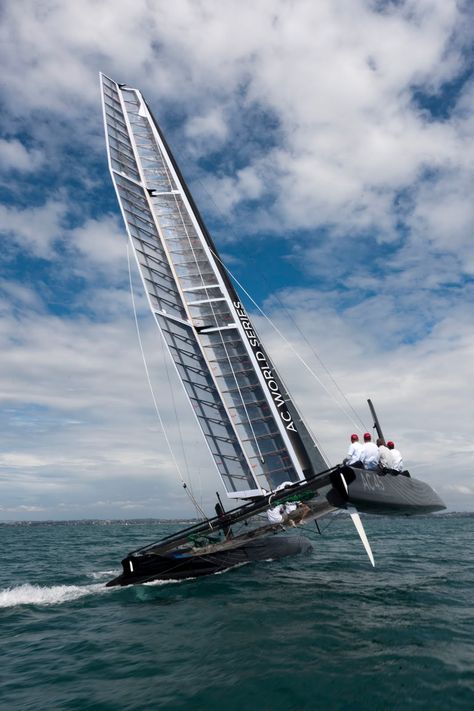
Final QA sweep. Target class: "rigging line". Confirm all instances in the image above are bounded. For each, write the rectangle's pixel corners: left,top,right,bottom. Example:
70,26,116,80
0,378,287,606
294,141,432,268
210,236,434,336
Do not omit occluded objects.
158,147,266,466
221,239,366,432
187,171,367,432
124,104,205,517
208,248,366,433
126,242,207,520
195,463,204,513
259,351,332,466
319,512,339,534
265,288,367,432
156,309,194,498
178,170,331,468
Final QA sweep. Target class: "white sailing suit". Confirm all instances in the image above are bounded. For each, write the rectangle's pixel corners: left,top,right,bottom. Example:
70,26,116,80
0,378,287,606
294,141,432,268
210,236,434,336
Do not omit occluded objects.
345,441,363,465
378,445,394,469
267,505,285,524
391,448,403,471
359,442,380,470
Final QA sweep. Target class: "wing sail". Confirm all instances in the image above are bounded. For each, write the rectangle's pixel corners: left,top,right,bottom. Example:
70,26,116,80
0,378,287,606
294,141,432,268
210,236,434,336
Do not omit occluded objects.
100,73,327,498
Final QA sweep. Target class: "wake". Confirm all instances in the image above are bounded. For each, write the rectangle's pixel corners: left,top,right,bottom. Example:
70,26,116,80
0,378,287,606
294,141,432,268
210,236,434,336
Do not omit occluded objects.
0,582,110,608
0,570,189,606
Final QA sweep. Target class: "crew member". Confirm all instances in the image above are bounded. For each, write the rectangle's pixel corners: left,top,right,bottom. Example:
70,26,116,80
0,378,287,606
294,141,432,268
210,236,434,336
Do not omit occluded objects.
267,498,310,526
387,441,403,471
266,503,299,527
286,500,312,524
267,504,286,524
343,434,363,466
377,438,394,469
359,432,380,470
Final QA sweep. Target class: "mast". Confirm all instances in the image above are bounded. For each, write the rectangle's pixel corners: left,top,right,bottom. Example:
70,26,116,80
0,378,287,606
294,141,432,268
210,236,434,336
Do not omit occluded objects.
367,398,385,444
100,73,328,498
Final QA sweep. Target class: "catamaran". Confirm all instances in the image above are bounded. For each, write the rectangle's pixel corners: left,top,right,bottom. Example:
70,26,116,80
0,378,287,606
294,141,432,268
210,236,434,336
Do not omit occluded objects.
99,74,445,586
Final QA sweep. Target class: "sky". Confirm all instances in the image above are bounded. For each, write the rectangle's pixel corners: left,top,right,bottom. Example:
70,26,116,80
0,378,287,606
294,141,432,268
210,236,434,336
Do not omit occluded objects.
0,0,473,520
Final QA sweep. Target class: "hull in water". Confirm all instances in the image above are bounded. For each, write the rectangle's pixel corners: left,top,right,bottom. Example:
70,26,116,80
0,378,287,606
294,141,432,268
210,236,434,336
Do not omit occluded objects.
106,467,444,587
106,534,313,587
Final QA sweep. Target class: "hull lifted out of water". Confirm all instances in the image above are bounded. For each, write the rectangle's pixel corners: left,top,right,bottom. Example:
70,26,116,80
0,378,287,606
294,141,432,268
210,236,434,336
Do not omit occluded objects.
99,73,445,587
337,466,445,516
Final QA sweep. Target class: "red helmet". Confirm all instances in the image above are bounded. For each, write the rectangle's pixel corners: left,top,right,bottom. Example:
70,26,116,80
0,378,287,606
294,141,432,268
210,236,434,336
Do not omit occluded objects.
363,432,372,441
351,434,359,442
387,441,394,449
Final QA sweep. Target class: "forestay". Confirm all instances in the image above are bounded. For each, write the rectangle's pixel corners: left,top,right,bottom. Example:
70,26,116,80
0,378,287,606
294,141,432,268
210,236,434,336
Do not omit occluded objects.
100,74,327,498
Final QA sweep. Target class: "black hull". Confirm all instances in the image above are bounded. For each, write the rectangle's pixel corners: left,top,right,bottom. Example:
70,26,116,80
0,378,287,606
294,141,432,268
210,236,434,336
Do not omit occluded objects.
105,465,445,588
338,466,445,515
106,534,313,587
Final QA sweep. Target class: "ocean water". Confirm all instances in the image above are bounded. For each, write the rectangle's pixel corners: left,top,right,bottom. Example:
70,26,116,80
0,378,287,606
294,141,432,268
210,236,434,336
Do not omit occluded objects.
0,514,473,710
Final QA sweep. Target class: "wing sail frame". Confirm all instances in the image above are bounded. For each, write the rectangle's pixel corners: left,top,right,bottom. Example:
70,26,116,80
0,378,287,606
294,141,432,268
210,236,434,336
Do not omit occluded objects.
100,73,326,498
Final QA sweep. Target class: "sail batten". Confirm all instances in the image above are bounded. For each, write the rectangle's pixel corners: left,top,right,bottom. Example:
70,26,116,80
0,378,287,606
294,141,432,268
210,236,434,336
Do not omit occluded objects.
101,73,328,497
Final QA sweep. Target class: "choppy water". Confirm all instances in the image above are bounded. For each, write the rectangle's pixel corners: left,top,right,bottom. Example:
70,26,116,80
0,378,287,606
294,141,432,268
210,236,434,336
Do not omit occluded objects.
0,514,473,710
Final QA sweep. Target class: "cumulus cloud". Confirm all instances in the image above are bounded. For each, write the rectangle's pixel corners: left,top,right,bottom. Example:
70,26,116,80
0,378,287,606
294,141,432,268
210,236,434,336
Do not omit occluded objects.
0,281,213,519
0,199,68,259
68,214,128,272
0,453,48,468
252,292,474,511
0,280,43,312
0,0,472,518
2,1,471,247
406,168,474,274
0,138,44,173
185,107,229,155
202,166,265,212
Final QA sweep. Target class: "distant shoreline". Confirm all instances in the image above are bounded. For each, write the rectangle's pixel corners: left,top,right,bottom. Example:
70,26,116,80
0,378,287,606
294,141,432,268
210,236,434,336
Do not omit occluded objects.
1,511,472,525
0,518,199,525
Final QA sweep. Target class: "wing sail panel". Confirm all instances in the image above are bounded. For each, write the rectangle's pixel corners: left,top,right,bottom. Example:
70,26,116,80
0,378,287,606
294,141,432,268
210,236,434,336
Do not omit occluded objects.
101,73,326,498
